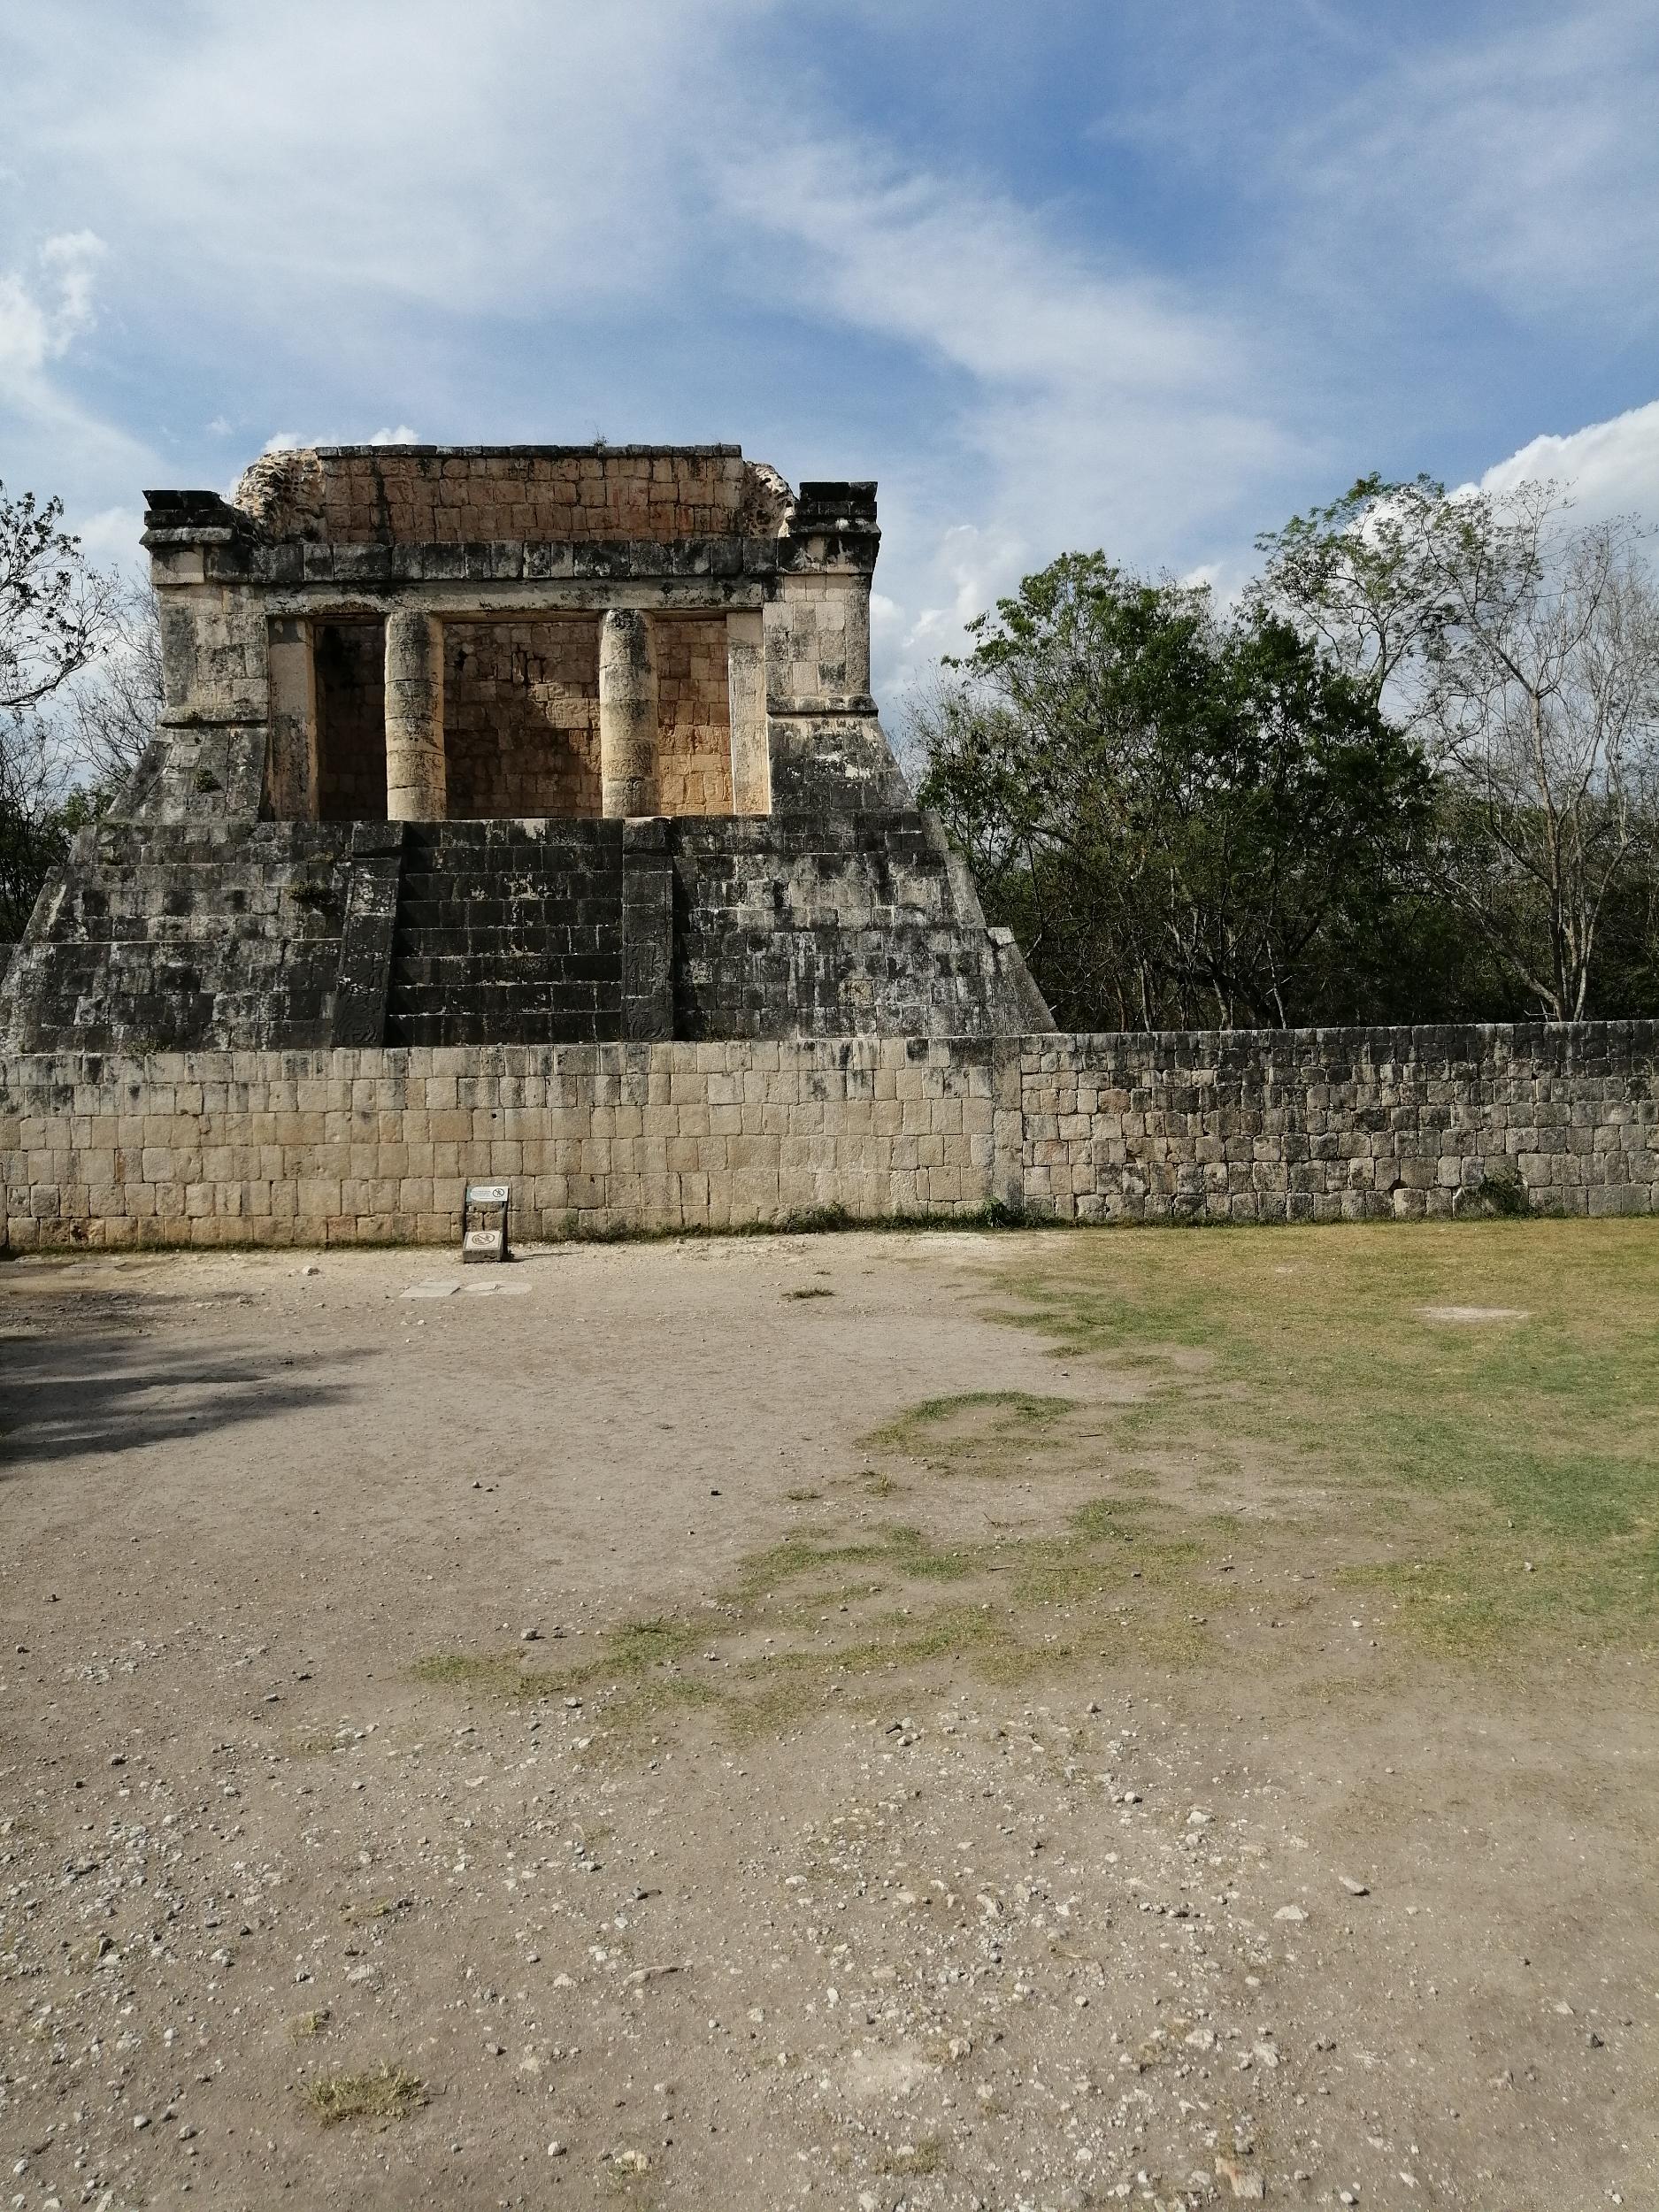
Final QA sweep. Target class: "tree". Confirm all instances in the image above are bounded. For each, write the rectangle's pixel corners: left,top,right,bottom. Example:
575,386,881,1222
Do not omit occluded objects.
1253,472,1450,713
1,479,124,941
0,761,100,941
914,553,1431,1030
1260,478,1659,1018
64,575,163,788
1,481,115,718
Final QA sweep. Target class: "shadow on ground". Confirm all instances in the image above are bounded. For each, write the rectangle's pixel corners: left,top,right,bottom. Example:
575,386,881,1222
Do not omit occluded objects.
0,1330,365,1469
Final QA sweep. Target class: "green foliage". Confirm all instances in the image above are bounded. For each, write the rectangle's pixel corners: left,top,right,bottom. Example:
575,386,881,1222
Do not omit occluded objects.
918,553,1432,1027
1256,477,1659,1019
916,481,1659,1027
0,782,105,941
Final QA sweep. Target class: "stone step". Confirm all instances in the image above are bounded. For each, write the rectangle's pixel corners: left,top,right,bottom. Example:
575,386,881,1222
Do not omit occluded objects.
392,923,616,952
396,880,621,910
396,886,618,915
398,835,618,865
392,953,620,987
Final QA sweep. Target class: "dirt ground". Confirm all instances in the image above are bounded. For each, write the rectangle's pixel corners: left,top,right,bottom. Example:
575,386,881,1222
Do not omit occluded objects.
0,1226,1654,2212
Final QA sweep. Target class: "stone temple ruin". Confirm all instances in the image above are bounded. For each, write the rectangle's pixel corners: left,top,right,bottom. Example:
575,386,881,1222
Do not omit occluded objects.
12,445,1632,1252
0,444,1049,1052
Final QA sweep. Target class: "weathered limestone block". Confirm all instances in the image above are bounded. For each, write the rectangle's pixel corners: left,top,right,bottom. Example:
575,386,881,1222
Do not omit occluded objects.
384,612,446,821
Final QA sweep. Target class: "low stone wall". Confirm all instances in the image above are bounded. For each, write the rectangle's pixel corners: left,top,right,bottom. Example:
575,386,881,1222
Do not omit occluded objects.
1019,1024,1659,1224
4,1024,1655,1250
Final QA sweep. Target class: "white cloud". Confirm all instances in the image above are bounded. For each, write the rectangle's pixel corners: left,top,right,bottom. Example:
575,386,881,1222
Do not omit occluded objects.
0,230,106,399
6,3,750,322
1281,0,1659,331
717,138,1303,686
0,226,150,512
1477,401,1659,533
5,0,1652,710
255,424,420,468
72,502,147,576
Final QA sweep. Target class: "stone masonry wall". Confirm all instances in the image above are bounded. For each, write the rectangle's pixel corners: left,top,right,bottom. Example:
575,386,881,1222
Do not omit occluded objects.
1020,1025,1659,1223
654,618,733,816
439,617,732,821
231,447,780,549
4,1025,1655,1250
443,620,601,819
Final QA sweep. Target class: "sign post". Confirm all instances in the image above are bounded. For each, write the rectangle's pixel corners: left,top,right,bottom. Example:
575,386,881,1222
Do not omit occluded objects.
462,1182,511,1263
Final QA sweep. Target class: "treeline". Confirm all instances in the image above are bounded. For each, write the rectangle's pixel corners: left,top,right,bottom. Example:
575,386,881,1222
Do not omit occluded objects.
910,477,1659,1030
1,480,158,940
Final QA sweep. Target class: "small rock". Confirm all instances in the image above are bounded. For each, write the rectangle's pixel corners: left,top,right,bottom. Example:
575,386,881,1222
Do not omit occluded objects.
546,2139,566,2157
1340,1877,1369,1896
521,1627,541,1643
1274,1904,1307,1923
299,1264,320,1278
1215,2153,1266,2200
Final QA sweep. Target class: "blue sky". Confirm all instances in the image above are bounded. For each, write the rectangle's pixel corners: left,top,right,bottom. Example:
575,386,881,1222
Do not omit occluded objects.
3,0,1656,693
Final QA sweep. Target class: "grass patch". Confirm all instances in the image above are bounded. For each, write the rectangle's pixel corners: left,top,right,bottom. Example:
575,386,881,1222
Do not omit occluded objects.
304,2065,426,2126
868,1388,1079,1464
417,1222,1659,1743
414,1473,1212,1738
875,2137,944,2177
983,1219,1659,1655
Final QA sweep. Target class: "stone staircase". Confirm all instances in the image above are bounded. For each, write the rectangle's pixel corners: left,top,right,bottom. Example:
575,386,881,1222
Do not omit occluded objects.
385,821,626,1047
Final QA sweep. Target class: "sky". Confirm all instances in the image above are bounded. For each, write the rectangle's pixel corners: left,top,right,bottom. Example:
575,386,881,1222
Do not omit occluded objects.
3,0,1656,697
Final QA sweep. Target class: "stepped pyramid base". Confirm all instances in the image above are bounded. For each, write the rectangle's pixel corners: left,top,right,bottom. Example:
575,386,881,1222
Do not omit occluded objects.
1,813,1050,1054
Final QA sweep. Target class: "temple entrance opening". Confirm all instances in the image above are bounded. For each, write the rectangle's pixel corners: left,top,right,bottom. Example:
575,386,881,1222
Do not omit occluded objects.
313,617,387,822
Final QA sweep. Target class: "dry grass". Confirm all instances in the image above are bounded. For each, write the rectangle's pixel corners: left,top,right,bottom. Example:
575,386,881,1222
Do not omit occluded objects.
304,2064,426,2126
986,1218,1659,1656
415,1222,1659,1748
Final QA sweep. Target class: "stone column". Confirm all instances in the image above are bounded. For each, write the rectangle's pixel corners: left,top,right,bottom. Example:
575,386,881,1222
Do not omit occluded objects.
725,610,769,816
841,575,872,695
265,616,319,819
384,611,446,822
598,609,658,818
